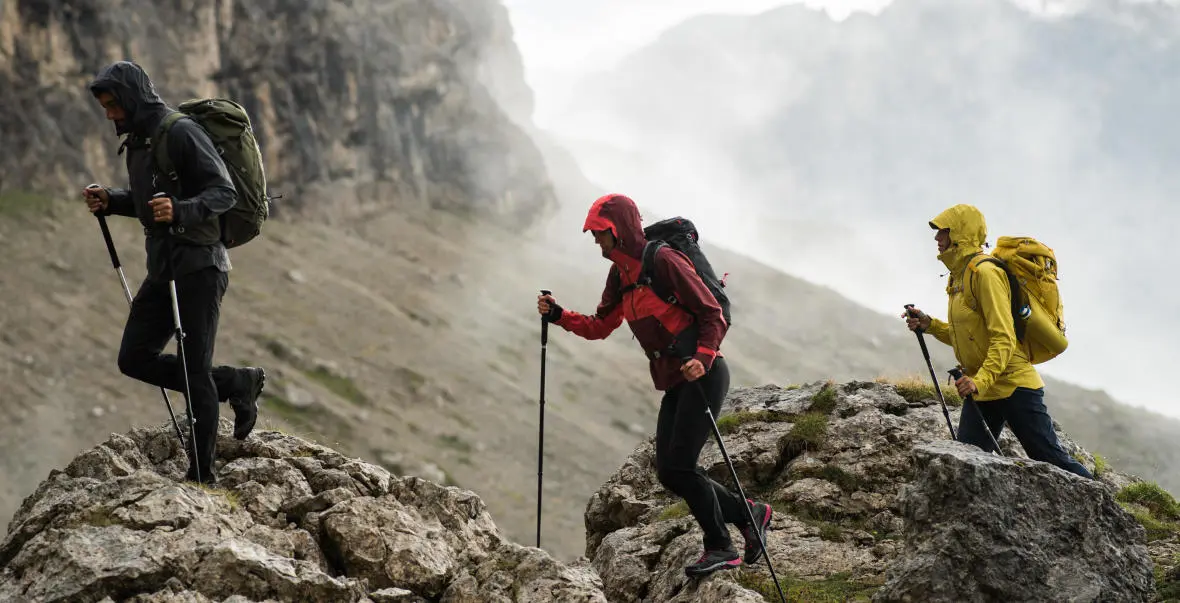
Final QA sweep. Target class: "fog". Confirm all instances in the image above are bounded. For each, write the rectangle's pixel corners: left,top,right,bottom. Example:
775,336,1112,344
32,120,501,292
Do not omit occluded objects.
503,0,1180,419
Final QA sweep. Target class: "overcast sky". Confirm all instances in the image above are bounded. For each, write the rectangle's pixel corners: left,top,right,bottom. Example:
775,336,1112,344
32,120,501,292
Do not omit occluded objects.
500,0,1180,418
503,0,893,126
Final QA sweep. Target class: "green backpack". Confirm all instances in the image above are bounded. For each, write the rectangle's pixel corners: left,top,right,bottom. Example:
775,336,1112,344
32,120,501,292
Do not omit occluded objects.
153,98,270,248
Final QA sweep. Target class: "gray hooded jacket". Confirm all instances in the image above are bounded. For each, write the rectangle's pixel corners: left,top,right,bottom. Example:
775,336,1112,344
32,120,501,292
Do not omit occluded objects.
89,61,236,281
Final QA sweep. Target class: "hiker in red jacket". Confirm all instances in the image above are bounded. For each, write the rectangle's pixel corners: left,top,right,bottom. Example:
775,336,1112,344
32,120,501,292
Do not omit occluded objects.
537,193,772,577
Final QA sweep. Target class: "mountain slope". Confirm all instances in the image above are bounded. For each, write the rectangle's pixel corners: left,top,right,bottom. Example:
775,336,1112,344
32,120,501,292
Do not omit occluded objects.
2,0,1180,566
545,0,1180,411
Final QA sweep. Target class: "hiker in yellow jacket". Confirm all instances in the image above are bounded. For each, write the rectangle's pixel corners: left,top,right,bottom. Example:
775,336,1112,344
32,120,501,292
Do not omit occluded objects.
905,204,1093,479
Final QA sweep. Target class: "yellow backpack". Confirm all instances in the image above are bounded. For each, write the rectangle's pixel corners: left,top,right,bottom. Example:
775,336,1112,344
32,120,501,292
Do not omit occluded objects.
966,236,1068,365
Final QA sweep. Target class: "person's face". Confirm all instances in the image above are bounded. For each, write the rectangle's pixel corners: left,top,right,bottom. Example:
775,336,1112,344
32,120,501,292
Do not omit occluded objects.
592,229,616,258
935,228,952,253
96,92,125,126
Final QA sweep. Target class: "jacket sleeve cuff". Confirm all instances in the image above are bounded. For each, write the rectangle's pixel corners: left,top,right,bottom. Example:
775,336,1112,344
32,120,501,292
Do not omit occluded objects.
973,371,995,398
693,347,717,371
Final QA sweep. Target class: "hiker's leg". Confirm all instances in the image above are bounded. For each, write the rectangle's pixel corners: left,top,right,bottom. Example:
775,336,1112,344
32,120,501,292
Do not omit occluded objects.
174,267,229,478
956,398,1006,454
118,279,181,389
119,277,242,402
655,366,733,551
653,387,678,491
694,358,751,525
1002,388,1094,479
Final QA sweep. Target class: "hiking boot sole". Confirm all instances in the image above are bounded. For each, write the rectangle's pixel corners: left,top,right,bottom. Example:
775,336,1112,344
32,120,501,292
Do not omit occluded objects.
684,557,741,577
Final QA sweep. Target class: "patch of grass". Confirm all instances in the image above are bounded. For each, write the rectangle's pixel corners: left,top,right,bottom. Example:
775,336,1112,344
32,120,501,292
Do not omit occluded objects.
1117,482,1180,542
1117,482,1180,520
262,393,310,426
878,375,962,407
716,409,793,435
0,190,50,215
1093,453,1110,478
393,366,428,394
196,484,241,510
809,382,838,414
1156,554,1180,601
657,501,691,521
735,569,882,602
794,464,863,493
304,366,369,406
438,433,472,454
253,334,300,363
784,412,829,453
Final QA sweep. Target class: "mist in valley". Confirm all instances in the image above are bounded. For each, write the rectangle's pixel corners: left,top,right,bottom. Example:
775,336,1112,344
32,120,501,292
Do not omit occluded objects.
505,0,1180,418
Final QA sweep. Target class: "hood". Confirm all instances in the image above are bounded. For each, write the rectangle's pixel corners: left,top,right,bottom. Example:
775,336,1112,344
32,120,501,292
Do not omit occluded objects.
929,203,988,273
88,61,169,137
583,193,646,261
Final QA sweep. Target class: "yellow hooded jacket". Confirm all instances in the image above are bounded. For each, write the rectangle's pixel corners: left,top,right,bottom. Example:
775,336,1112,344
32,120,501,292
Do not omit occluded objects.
925,204,1044,401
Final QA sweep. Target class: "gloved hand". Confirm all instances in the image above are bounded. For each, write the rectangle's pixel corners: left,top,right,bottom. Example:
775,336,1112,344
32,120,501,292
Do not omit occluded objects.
537,293,563,323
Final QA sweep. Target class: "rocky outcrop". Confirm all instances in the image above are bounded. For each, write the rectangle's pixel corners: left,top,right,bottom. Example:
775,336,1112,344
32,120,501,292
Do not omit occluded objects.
3,380,1175,602
584,381,1163,602
875,441,1154,602
0,0,555,227
0,418,606,602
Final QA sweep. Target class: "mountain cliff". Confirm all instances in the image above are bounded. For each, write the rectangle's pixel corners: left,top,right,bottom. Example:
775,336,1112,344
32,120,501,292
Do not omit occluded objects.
0,0,554,225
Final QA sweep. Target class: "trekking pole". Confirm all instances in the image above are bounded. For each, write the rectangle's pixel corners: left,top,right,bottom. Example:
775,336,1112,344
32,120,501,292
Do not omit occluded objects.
157,193,202,484
691,378,786,603
536,288,551,548
903,304,957,440
88,184,185,444
948,366,1003,456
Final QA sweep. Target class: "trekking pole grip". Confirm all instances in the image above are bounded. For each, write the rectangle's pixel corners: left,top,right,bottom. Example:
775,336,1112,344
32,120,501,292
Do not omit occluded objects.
540,289,552,345
903,304,924,334
88,184,121,270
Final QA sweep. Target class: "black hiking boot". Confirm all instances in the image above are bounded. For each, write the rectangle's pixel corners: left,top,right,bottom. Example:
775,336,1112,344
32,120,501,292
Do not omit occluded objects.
684,548,741,577
230,367,266,440
739,499,773,564
183,466,217,486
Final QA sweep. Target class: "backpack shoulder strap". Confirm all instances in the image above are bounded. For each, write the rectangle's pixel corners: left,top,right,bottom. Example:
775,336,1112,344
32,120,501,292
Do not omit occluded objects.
968,255,1027,342
152,111,188,183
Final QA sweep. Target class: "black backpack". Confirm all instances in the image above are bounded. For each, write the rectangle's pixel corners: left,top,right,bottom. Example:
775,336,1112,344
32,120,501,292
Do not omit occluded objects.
629,216,733,327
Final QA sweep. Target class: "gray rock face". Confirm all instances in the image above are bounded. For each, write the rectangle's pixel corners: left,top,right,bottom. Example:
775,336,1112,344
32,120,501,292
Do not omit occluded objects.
584,381,1155,603
0,419,606,602
0,0,554,227
873,441,1156,603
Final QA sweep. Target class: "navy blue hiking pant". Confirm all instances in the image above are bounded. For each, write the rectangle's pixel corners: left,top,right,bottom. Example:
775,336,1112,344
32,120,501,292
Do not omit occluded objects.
957,386,1094,479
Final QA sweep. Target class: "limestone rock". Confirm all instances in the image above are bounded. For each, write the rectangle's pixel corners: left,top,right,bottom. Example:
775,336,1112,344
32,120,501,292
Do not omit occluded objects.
0,0,556,228
0,418,606,601
873,441,1155,603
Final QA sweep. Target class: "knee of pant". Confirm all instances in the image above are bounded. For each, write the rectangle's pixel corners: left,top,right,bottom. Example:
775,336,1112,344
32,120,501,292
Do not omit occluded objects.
117,347,142,379
656,464,692,492
656,466,679,491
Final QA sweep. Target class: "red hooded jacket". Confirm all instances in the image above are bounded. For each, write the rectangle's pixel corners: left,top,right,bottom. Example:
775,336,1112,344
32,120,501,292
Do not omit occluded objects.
556,194,728,391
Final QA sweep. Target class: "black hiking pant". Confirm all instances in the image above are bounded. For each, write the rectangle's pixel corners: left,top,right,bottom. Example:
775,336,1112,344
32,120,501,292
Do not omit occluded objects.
117,266,246,478
654,357,749,551
957,386,1094,479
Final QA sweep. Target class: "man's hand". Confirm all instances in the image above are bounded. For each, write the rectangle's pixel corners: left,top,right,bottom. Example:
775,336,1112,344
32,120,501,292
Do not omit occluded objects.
537,293,562,322
681,358,706,382
82,185,109,213
149,196,173,223
903,306,932,332
954,375,978,397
